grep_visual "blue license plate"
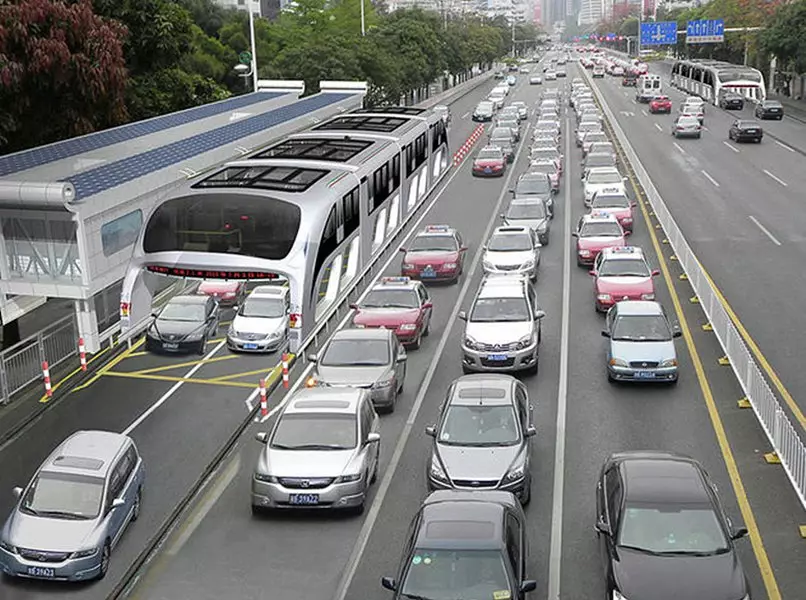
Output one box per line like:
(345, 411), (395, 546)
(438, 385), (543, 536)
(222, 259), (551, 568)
(484, 167), (492, 173)
(27, 567), (55, 578)
(420, 270), (436, 278)
(487, 354), (508, 361)
(634, 370), (656, 379)
(243, 343), (258, 350)
(289, 494), (319, 505)
(162, 342), (179, 350)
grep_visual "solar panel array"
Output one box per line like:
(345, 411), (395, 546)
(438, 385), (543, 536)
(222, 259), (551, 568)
(193, 165), (328, 193)
(65, 93), (353, 200)
(254, 138), (373, 162)
(351, 106), (426, 116)
(313, 115), (408, 133)
(0, 93), (283, 178)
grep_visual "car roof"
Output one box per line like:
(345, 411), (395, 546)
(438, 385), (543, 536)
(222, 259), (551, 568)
(601, 246), (645, 260)
(417, 224), (458, 237)
(614, 300), (663, 315)
(582, 212), (620, 223)
(450, 374), (516, 407)
(478, 275), (528, 298)
(492, 225), (531, 236)
(331, 327), (394, 341)
(418, 491), (517, 550)
(44, 430), (131, 477)
(168, 294), (209, 305)
(617, 453), (711, 505)
(519, 171), (550, 181)
(737, 120), (760, 126)
(373, 276), (420, 291)
(249, 285), (288, 299)
(285, 387), (364, 415)
(587, 166), (620, 175)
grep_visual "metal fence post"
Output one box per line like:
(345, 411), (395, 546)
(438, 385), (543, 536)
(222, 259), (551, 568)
(0, 361), (9, 406)
(36, 332), (46, 366)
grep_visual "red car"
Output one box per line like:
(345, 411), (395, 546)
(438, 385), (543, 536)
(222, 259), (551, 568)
(649, 95), (672, 114)
(400, 225), (467, 283)
(472, 146), (506, 177)
(589, 191), (637, 232)
(589, 246), (659, 312)
(352, 277), (433, 349)
(573, 212), (629, 266)
(197, 280), (246, 306)
(529, 161), (561, 193)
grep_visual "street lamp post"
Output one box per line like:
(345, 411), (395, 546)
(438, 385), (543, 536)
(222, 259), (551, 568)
(247, 1), (259, 91)
(360, 0), (365, 36)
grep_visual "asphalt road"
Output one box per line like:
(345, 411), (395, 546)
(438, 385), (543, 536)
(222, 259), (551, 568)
(586, 64), (806, 432)
(109, 65), (805, 600)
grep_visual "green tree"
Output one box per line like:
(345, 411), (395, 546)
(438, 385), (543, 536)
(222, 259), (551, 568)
(762, 0), (806, 73)
(0, 0), (128, 152)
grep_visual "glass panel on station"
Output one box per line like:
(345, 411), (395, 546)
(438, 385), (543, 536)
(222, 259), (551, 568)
(2, 216), (81, 282)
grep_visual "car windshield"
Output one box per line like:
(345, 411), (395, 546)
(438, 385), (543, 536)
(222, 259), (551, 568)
(159, 302), (205, 322)
(320, 338), (390, 366)
(587, 155), (615, 168)
(599, 258), (650, 277)
(580, 222), (622, 237)
(530, 163), (557, 175)
(618, 502), (730, 555)
(585, 133), (607, 144)
(401, 548), (511, 600)
(477, 149), (503, 161)
(470, 297), (530, 322)
(679, 116), (699, 124)
(592, 195), (629, 209)
(499, 120), (518, 129)
(477, 102), (493, 111)
(507, 202), (545, 220)
(439, 404), (520, 446)
(588, 171), (622, 185)
(488, 233), (533, 252)
(270, 413), (357, 450)
(362, 288), (420, 309)
(239, 297), (285, 318)
(491, 128), (510, 140)
(21, 471), (105, 520)
(411, 234), (458, 252)
(611, 314), (672, 341)
(516, 177), (550, 194)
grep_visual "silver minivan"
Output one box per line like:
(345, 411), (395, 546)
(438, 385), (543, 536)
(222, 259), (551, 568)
(0, 431), (144, 581)
(459, 274), (545, 375)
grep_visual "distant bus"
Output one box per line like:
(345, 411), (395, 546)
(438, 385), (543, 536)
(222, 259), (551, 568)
(670, 58), (766, 104)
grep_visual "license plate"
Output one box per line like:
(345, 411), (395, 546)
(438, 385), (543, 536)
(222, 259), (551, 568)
(243, 343), (258, 350)
(484, 167), (492, 173)
(746, 130), (757, 133)
(420, 269), (436, 278)
(634, 370), (656, 379)
(162, 342), (179, 349)
(27, 567), (55, 578)
(487, 354), (508, 361)
(289, 494), (319, 505)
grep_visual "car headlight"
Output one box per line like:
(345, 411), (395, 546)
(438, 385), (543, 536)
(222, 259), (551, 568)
(0, 539), (16, 554)
(641, 293), (655, 301)
(399, 323), (417, 332)
(185, 332), (203, 341)
(579, 249), (591, 257)
(503, 460), (526, 483)
(464, 336), (479, 350)
(483, 260), (494, 270)
(522, 260), (535, 270)
(429, 457), (449, 482)
(254, 472), (279, 483)
(609, 357), (629, 367)
(660, 358), (678, 367)
(597, 293), (611, 301)
(536, 222), (547, 232)
(515, 334), (535, 350)
(373, 379), (393, 389)
(269, 329), (285, 339)
(71, 547), (98, 559)
(402, 263), (414, 270)
(354, 323), (366, 329)
(443, 262), (457, 270)
(335, 473), (362, 483)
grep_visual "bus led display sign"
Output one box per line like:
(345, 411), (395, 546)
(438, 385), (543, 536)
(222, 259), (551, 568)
(146, 265), (280, 280)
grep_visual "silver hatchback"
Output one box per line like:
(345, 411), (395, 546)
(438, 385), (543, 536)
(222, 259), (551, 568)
(251, 387), (380, 513)
(0, 431), (144, 581)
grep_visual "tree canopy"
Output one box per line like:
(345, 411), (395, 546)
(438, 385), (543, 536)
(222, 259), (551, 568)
(761, 0), (806, 74)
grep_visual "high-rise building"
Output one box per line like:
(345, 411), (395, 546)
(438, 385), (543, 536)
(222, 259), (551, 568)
(578, 0), (603, 25)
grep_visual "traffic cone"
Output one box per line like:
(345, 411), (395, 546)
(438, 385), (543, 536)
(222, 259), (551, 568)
(42, 361), (52, 398)
(282, 353), (289, 389)
(78, 337), (87, 371)
(259, 378), (268, 418)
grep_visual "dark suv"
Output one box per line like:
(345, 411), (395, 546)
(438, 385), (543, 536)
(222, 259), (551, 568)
(718, 89), (744, 110)
(382, 490), (537, 600)
(755, 99), (784, 120)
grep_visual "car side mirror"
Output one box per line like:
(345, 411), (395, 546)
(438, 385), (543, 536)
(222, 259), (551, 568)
(397, 351), (407, 363)
(111, 498), (126, 510)
(458, 310), (468, 321)
(12, 486), (22, 500)
(460, 246), (468, 252)
(366, 432), (381, 444)
(588, 270), (596, 276)
(601, 329), (610, 338)
(499, 213), (506, 220)
(398, 247), (407, 253)
(525, 425), (537, 437)
(520, 579), (538, 593)
(381, 576), (397, 591)
(534, 309), (546, 320)
(731, 526), (748, 540)
(631, 201), (637, 208)
(652, 270), (660, 277)
(422, 302), (433, 310)
(307, 353), (318, 363)
(595, 518), (612, 536)
(425, 425), (436, 437)
(624, 231), (632, 237)
(151, 312), (159, 319)
(673, 330), (683, 338)
(571, 231), (579, 237)
(349, 303), (358, 310)
(255, 432), (269, 444)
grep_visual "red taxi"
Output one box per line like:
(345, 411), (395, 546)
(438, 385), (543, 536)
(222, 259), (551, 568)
(352, 277), (433, 349)
(589, 246), (659, 312)
(573, 212), (630, 267)
(472, 146), (507, 177)
(649, 95), (672, 114)
(400, 225), (466, 283)
(197, 280), (246, 306)
(589, 191), (637, 232)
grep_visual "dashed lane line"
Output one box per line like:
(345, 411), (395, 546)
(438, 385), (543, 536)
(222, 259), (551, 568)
(723, 141), (740, 153)
(774, 140), (795, 153)
(748, 216), (782, 246)
(701, 170), (720, 187)
(763, 169), (788, 187)
(654, 123), (663, 132)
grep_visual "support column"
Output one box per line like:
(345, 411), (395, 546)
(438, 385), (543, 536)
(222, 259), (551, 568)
(75, 299), (101, 354)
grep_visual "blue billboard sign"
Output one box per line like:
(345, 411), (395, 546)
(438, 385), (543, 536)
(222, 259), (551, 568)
(640, 22), (678, 46)
(686, 19), (725, 44)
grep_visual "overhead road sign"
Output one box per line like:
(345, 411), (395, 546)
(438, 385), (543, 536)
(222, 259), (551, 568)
(686, 19), (725, 44)
(640, 22), (678, 46)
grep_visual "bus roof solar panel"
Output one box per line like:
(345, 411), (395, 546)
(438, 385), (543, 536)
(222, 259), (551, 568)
(313, 115), (408, 133)
(191, 165), (328, 192)
(65, 93), (353, 200)
(254, 138), (372, 162)
(351, 106), (426, 115)
(0, 93), (282, 178)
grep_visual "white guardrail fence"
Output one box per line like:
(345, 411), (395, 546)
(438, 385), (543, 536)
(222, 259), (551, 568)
(584, 69), (806, 510)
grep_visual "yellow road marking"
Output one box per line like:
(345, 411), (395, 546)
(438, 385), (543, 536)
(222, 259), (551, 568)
(630, 164), (783, 600)
(128, 354), (239, 376)
(72, 338), (146, 393)
(699, 269), (806, 430)
(39, 346), (111, 403)
(208, 366), (280, 382)
(103, 371), (255, 388)
(128, 351), (148, 358)
(206, 338), (225, 344)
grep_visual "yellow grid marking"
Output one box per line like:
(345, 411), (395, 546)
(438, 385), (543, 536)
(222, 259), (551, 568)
(71, 337), (146, 393)
(103, 371), (255, 388)
(128, 354), (239, 376)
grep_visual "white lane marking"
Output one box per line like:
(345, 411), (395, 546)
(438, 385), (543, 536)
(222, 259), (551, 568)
(763, 169), (788, 187)
(723, 141), (740, 153)
(641, 109), (648, 117)
(333, 123), (533, 600)
(748, 215), (782, 246)
(774, 140), (795, 153)
(461, 112), (469, 119)
(673, 142), (685, 154)
(547, 117), (572, 600)
(701, 170), (720, 187)
(122, 340), (227, 435)
(654, 123), (663, 132)
(166, 453), (241, 555)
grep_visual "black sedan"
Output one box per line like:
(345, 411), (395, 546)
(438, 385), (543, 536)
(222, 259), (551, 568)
(728, 119), (763, 143)
(596, 451), (750, 600)
(755, 99), (784, 120)
(145, 294), (220, 355)
(718, 91), (744, 110)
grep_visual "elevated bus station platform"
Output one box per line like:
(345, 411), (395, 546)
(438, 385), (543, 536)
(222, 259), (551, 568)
(0, 80), (366, 403)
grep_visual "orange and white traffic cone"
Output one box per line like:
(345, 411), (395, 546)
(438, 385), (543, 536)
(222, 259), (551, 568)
(78, 337), (87, 371)
(42, 361), (52, 398)
(259, 378), (268, 418)
(282, 353), (289, 389)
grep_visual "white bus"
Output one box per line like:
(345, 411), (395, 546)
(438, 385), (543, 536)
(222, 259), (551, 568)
(670, 59), (766, 104)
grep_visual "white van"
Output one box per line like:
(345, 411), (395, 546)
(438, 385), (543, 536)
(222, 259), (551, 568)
(636, 74), (662, 103)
